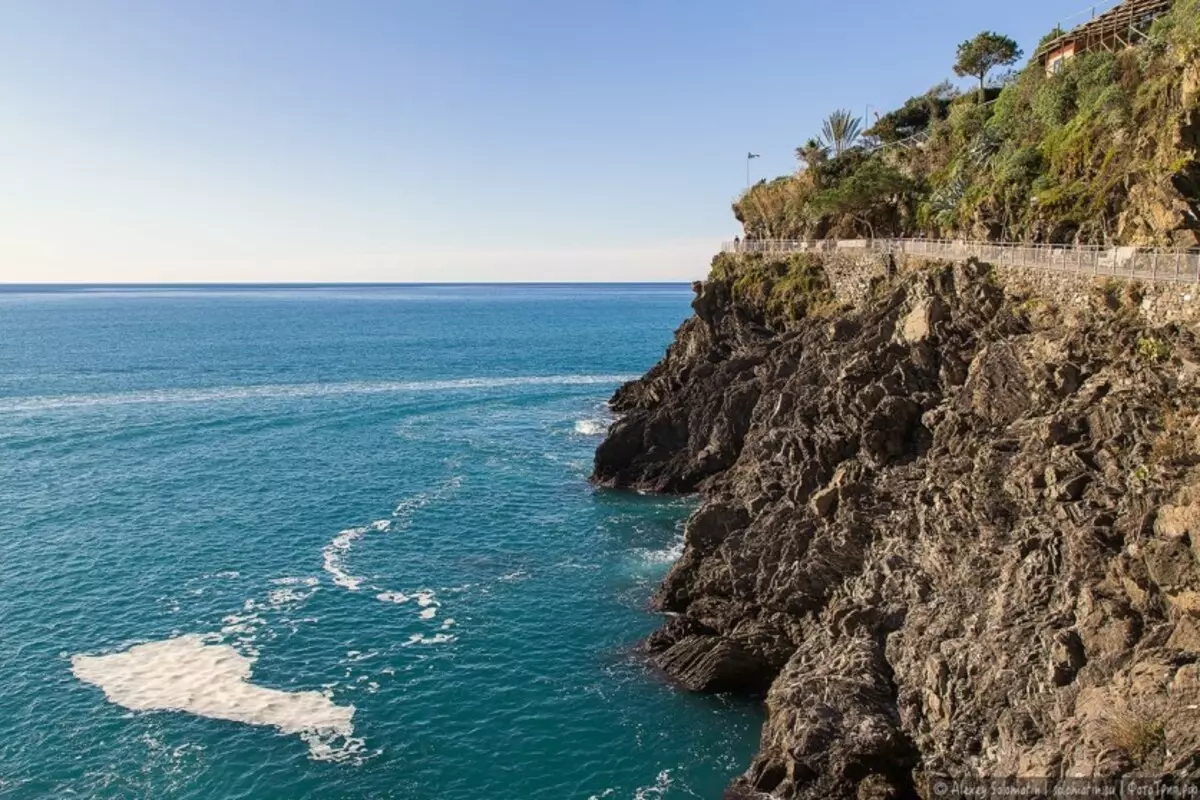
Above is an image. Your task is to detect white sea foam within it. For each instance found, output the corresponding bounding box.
[321,520,390,591]
[633,770,673,800]
[266,584,318,608]
[0,375,638,414]
[440,618,456,630]
[326,477,463,599]
[402,633,456,646]
[636,535,686,566]
[419,607,437,620]
[218,612,264,637]
[574,418,610,436]
[71,635,361,761]
[270,576,319,587]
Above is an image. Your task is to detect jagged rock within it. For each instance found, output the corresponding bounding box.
[899,296,945,344]
[650,635,770,694]
[593,257,1200,797]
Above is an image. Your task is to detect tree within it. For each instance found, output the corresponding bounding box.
[794,138,829,171]
[812,159,913,238]
[954,31,1023,101]
[865,82,958,144]
[819,110,863,157]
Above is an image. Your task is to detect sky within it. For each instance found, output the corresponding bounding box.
[0,0,1115,283]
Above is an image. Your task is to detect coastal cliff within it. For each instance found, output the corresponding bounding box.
[594,253,1200,797]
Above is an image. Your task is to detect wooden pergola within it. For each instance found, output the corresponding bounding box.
[1036,0,1174,62]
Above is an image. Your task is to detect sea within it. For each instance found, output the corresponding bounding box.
[0,284,762,800]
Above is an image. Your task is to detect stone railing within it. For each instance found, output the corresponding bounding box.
[721,238,1200,285]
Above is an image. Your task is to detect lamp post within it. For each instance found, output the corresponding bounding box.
[746,152,760,190]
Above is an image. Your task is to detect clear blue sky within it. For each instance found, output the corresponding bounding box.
[1,0,1107,282]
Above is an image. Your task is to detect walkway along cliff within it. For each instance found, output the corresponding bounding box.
[592,250,1200,797]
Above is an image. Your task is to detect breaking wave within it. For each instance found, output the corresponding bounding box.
[634,535,686,567]
[574,418,610,436]
[0,375,637,413]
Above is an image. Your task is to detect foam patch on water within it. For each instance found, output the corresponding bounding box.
[270,577,318,587]
[0,375,638,413]
[71,635,362,761]
[633,770,673,799]
[375,591,409,605]
[419,607,437,620]
[266,586,317,608]
[322,520,391,591]
[574,418,610,436]
[402,633,456,647]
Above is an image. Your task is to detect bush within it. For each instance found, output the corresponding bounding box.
[1102,705,1166,765]
[1136,336,1172,363]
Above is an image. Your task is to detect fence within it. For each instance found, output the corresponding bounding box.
[720,238,1200,285]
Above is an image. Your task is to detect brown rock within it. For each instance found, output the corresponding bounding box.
[592,257,1200,797]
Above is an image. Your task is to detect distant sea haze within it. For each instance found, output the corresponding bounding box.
[0,284,761,799]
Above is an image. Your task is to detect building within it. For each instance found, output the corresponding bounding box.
[1037,0,1174,75]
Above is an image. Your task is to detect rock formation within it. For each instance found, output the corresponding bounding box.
[594,254,1200,797]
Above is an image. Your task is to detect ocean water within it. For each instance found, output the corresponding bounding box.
[0,284,762,800]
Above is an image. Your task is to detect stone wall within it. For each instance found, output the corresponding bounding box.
[822,251,894,306]
[986,261,1200,327]
[822,252,1200,328]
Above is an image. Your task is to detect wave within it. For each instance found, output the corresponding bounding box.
[71,635,363,762]
[0,375,637,413]
[574,418,610,436]
[634,535,685,567]
[633,770,673,800]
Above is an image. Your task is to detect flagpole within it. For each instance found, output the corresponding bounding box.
[745,152,760,191]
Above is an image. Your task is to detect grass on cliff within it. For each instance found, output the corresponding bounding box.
[1102,703,1168,765]
[710,253,838,323]
[733,0,1200,245]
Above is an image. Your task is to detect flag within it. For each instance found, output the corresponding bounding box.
[747,152,760,159]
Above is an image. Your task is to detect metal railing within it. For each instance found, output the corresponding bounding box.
[720,238,1200,284]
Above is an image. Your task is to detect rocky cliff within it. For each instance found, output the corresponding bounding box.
[594,253,1200,798]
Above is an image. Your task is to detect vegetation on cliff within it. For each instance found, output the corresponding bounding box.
[735,0,1200,245]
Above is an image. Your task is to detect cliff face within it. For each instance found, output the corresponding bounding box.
[594,255,1200,798]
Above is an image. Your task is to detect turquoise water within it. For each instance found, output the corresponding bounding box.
[0,285,761,800]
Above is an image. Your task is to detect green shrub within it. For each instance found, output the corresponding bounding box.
[1136,336,1172,363]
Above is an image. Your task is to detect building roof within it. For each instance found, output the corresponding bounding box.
[1035,0,1173,59]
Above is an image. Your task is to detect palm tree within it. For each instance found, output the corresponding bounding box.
[820,110,863,157]
[794,138,829,171]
